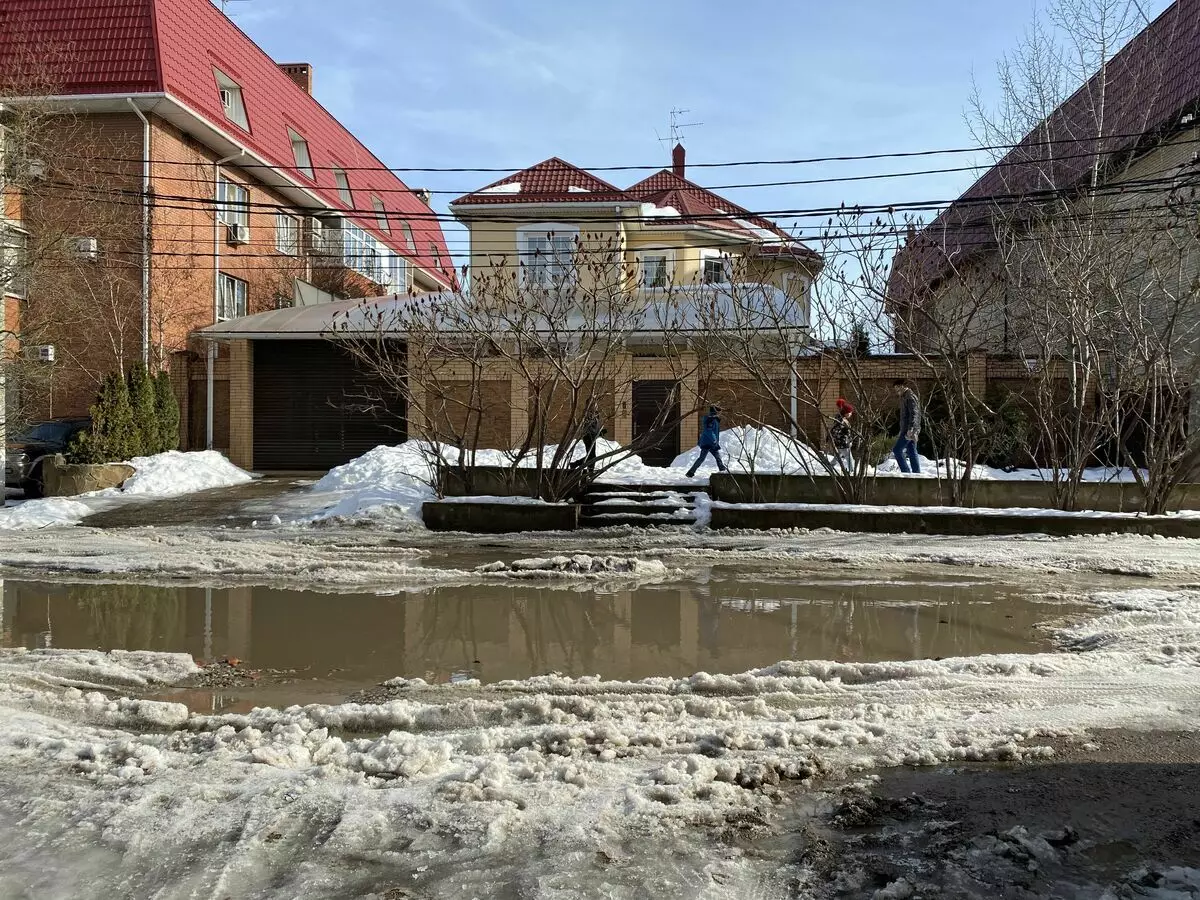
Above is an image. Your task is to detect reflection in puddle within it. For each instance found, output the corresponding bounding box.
[0,572,1087,699]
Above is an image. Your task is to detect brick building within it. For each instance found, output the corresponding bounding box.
[0,0,454,447]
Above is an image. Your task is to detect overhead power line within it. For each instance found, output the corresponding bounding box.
[48,123,1198,175]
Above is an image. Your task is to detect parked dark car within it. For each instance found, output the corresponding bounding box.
[5,418,91,498]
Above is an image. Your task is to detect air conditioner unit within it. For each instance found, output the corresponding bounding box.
[70,236,99,260]
[36,345,55,363]
[226,222,249,246]
[25,158,46,180]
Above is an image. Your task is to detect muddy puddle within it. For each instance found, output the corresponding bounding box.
[0,565,1100,713]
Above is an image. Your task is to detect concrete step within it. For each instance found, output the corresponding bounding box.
[580,511,697,529]
[581,502,695,517]
[589,482,699,494]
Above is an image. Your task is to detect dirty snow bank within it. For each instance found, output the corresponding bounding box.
[0,451,252,530]
[307,443,437,527]
[0,497,93,530]
[475,553,671,580]
[0,588,1199,896]
[119,450,252,496]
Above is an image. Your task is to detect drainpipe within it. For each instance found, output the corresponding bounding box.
[789,337,799,438]
[127,99,151,368]
[209,150,245,449]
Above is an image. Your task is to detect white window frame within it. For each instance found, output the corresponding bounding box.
[332,166,353,206]
[1,222,29,299]
[516,223,579,287]
[637,249,674,289]
[217,272,248,321]
[217,178,250,230]
[275,212,300,256]
[372,196,390,233]
[386,252,409,293]
[288,127,314,179]
[701,250,730,285]
[213,68,249,130]
[343,222,388,284]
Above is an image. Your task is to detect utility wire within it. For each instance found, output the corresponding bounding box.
[46,124,1200,175]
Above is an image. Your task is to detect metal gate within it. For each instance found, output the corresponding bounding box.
[632,380,680,468]
[253,340,406,471]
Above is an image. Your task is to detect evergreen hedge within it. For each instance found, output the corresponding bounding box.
[68,366,182,464]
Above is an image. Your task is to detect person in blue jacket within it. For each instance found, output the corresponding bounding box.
[892,379,922,474]
[686,405,728,478]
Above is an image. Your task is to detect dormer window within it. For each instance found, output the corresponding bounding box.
[332,166,352,205]
[372,196,390,233]
[430,242,443,272]
[214,69,249,130]
[288,128,314,179]
[400,221,414,250]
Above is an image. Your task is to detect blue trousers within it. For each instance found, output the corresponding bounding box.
[686,447,726,478]
[892,437,920,474]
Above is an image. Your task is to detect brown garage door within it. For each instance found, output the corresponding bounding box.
[253,340,406,471]
[632,380,680,467]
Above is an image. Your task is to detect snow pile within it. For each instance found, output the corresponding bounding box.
[308,443,439,526]
[674,425,825,476]
[0,497,92,530]
[119,450,252,496]
[1,588,1200,894]
[475,553,671,580]
[0,451,252,529]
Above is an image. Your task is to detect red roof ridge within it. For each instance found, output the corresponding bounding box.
[451,156,633,205]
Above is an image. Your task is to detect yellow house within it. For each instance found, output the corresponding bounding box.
[450,145,819,301]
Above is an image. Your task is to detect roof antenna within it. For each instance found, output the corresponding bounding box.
[656,107,703,154]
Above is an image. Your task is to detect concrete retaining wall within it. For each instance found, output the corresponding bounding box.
[709,504,1200,538]
[709,472,1200,513]
[439,466,555,499]
[422,500,580,533]
[43,455,134,497]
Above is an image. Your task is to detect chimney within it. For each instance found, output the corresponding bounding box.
[278,63,314,95]
[414,188,432,204]
[672,142,686,178]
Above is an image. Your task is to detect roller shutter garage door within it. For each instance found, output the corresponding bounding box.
[253,340,406,471]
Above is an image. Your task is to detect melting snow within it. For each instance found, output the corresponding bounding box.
[1,587,1199,895]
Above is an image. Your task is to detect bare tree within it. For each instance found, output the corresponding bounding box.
[330,234,705,502]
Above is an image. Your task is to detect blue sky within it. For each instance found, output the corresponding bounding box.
[226,0,1171,261]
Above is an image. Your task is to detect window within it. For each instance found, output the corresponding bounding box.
[213,69,249,130]
[288,127,314,179]
[372,197,390,233]
[217,273,248,321]
[217,178,249,230]
[1,225,28,298]
[702,253,728,285]
[386,252,408,293]
[639,251,672,288]
[430,242,443,272]
[519,226,577,286]
[400,221,414,250]
[343,222,386,283]
[333,166,353,206]
[275,213,300,255]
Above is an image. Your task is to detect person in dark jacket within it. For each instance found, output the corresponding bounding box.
[686,406,727,478]
[569,401,605,476]
[830,398,855,471]
[892,379,921,474]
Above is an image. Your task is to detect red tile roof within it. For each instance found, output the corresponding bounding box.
[0,0,160,94]
[452,158,818,258]
[892,0,1200,300]
[451,158,634,205]
[0,0,454,287]
[628,169,818,257]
